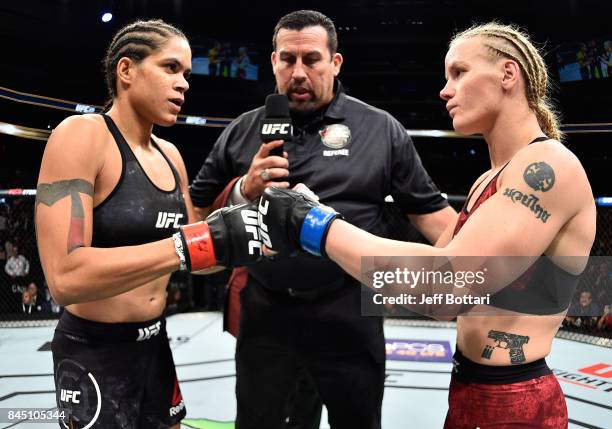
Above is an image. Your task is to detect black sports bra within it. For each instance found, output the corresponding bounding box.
[91,115,187,248]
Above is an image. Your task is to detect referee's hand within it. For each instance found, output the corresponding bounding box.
[242,140,289,201]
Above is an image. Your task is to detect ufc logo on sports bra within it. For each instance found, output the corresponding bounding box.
[241,209,263,256]
[136,321,161,342]
[156,212,184,229]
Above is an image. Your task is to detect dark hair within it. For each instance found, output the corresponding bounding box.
[102,19,186,110]
[272,10,338,56]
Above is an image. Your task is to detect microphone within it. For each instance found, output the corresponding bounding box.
[260,94,292,156]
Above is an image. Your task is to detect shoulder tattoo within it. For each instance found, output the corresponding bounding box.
[36,179,94,253]
[523,162,555,192]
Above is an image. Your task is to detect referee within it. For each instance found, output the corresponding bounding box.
[190,10,455,429]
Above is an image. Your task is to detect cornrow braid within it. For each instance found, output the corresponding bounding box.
[102,19,186,111]
[451,22,562,141]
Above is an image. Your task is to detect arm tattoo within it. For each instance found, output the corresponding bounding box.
[524,162,555,192]
[36,179,94,253]
[502,188,551,223]
[481,330,530,364]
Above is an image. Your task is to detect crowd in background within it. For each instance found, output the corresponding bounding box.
[0,195,194,318]
[576,39,612,80]
[0,197,59,316]
[206,40,252,79]
[564,258,612,333]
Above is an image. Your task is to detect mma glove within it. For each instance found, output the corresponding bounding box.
[257,187,343,257]
[173,203,262,271]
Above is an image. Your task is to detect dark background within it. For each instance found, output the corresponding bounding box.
[0,0,611,196]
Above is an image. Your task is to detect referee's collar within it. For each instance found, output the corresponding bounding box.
[322,79,346,121]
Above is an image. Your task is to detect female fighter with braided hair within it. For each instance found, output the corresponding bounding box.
[36,19,258,428]
[259,22,596,428]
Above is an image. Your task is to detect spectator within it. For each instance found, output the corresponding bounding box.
[219,42,233,78]
[0,206,7,242]
[565,291,601,329]
[594,260,612,306]
[41,282,62,314]
[27,282,40,307]
[234,46,250,79]
[5,244,30,313]
[21,289,38,314]
[577,43,590,80]
[587,40,603,79]
[208,41,221,77]
[596,304,612,331]
[0,246,13,313]
[600,40,612,78]
[5,244,29,280]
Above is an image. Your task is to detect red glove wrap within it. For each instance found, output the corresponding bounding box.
[180,221,217,271]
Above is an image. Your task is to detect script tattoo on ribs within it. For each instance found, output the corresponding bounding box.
[36,179,94,253]
[481,330,530,365]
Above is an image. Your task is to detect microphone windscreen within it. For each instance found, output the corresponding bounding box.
[265,94,290,118]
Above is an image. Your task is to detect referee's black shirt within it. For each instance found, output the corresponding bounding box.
[190,82,448,291]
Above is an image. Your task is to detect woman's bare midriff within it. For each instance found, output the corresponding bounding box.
[67,274,171,322]
[456,309,565,365]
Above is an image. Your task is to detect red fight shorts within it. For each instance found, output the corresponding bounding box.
[443,373,567,429]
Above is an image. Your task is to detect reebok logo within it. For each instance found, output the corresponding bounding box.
[136,321,162,342]
[169,378,185,416]
[169,399,185,416]
[155,212,184,229]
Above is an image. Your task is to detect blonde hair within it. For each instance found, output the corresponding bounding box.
[451,22,562,141]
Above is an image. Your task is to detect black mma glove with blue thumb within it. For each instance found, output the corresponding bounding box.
[257,187,342,257]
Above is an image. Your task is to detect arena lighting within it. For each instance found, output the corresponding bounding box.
[0,123,17,135]
[596,197,612,206]
[0,121,50,141]
[101,12,113,23]
[407,129,482,138]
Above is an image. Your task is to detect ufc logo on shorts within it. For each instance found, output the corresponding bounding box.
[257,199,272,248]
[60,389,81,404]
[241,209,263,255]
[136,321,161,341]
[261,123,291,135]
[155,212,184,229]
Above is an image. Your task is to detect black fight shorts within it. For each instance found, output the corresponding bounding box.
[51,311,186,428]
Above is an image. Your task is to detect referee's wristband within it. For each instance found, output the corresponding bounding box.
[299,206,342,257]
